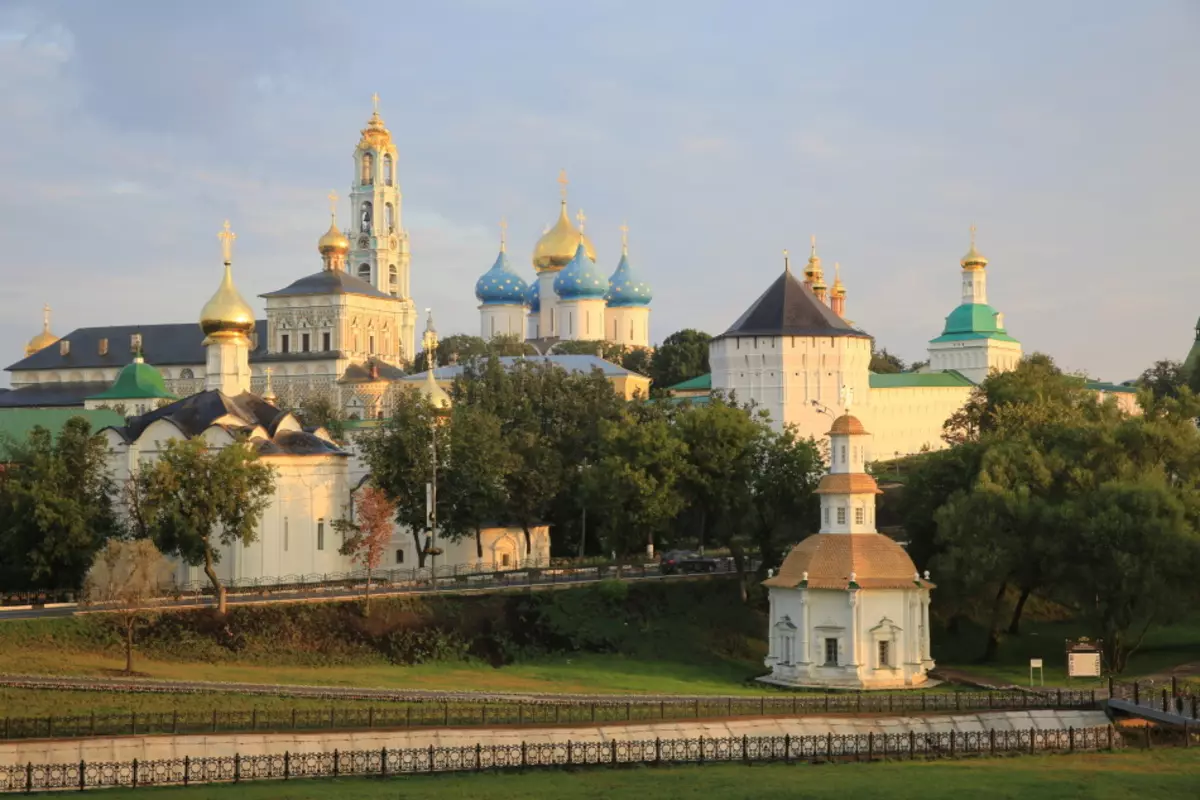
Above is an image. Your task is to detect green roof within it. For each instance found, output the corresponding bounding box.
[1085,380,1137,395]
[666,373,712,392]
[87,358,175,401]
[869,370,976,389]
[930,303,1019,344]
[647,394,713,407]
[0,409,124,458]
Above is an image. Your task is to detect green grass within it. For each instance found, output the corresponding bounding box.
[46,750,1200,800]
[933,612,1200,688]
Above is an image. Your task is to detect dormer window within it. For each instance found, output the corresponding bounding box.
[130,333,142,353]
[98,338,109,356]
[59,340,70,356]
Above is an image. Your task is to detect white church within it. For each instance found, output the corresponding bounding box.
[762,405,934,690]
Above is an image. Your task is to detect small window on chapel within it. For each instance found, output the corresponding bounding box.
[281,334,290,354]
[837,507,846,525]
[855,507,865,525]
[322,332,331,351]
[878,640,891,668]
[396,549,404,564]
[302,333,310,353]
[824,638,838,666]
[317,520,325,551]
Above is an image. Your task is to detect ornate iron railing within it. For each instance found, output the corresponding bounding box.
[1109,679,1199,721]
[0,725,1117,793]
[0,689,1100,742]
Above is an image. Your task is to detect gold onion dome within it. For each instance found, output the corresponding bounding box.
[533,171,595,272]
[24,304,58,356]
[358,94,396,152]
[318,218,349,255]
[961,226,988,269]
[200,222,256,337]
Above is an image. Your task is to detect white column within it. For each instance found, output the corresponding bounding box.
[921,595,931,661]
[799,591,811,664]
[847,590,860,668]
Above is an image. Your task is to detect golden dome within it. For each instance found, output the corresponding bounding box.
[24,304,58,356]
[961,225,988,270]
[533,202,596,272]
[318,219,350,255]
[200,262,256,337]
[421,367,452,411]
[829,413,868,436]
[358,110,396,153]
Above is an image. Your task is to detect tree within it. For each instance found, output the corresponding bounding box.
[488,333,537,357]
[747,426,825,578]
[1137,360,1185,402]
[408,334,491,373]
[869,347,906,374]
[440,405,515,559]
[132,437,275,614]
[295,395,347,442]
[620,347,653,376]
[336,486,395,613]
[82,539,171,673]
[359,387,441,567]
[587,405,686,557]
[650,329,711,389]
[0,417,119,591]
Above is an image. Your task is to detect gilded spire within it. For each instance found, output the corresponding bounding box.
[200,220,256,337]
[961,223,988,270]
[832,262,845,294]
[372,92,380,113]
[42,303,51,333]
[558,169,569,204]
[499,217,508,253]
[783,248,791,274]
[262,366,278,404]
[620,222,629,256]
[318,191,350,265]
[24,302,58,356]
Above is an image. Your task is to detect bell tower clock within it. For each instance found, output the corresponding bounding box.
[348,94,415,359]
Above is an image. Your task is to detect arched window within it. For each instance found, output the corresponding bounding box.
[179,368,194,380]
[360,153,373,185]
[360,201,372,232]
[389,264,398,296]
[357,263,371,282]
[383,154,393,186]
[385,203,394,233]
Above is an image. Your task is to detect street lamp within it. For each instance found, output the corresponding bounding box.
[422,309,446,586]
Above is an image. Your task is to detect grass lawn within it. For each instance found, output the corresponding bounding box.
[0,650,770,701]
[48,750,1200,800]
[933,612,1200,688]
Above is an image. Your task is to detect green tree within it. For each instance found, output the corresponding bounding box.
[650,329,711,388]
[869,347,906,374]
[295,395,347,441]
[359,387,442,567]
[588,405,686,557]
[1137,359,1185,402]
[408,334,491,373]
[0,417,118,591]
[747,426,825,578]
[132,437,275,614]
[620,347,653,376]
[440,405,515,559]
[82,539,171,673]
[488,333,538,357]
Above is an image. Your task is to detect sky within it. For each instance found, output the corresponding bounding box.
[1,0,1197,384]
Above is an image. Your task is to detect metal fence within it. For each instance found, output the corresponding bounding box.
[0,725,1118,793]
[0,689,1099,742]
[2,557,750,609]
[1109,679,1199,721]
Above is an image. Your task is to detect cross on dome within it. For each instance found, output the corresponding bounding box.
[327,191,338,216]
[620,221,629,255]
[371,92,380,113]
[557,169,568,201]
[499,217,508,252]
[576,208,587,233]
[218,220,236,264]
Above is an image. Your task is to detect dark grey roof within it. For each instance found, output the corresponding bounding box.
[717,270,869,339]
[340,358,407,383]
[107,389,346,457]
[5,322,269,372]
[260,269,396,300]
[0,382,110,408]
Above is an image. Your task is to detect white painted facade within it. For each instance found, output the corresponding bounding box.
[479,304,526,340]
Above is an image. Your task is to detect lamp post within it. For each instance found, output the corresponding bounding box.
[422,309,444,587]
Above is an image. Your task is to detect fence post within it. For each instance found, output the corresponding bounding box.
[1030,727,1035,755]
[131,711,136,736]
[826,732,833,761]
[1056,689,1062,708]
[1183,722,1189,749]
[233,754,240,784]
[743,734,749,764]
[659,701,664,720]
[867,732,874,762]
[655,737,661,765]
[784,733,790,765]
[284,750,290,780]
[1107,725,1114,751]
[212,710,217,733]
[1134,682,1140,705]
[955,693,960,712]
[699,735,705,764]
[172,710,178,734]
[183,755,189,787]
[476,742,482,771]
[909,730,915,759]
[25,762,31,794]
[292,709,297,729]
[384,746,391,777]
[333,749,340,777]
[949,730,955,758]
[252,709,257,731]
[78,759,85,792]
[522,741,527,768]
[1162,689,1169,714]
[761,696,766,716]
[627,702,632,721]
[1144,726,1151,750]
[989,728,996,756]
[695,699,700,718]
[826,694,830,713]
[330,707,335,729]
[1069,727,1075,753]
[369,708,374,729]
[792,696,797,715]
[1090,689,1096,709]
[857,693,862,714]
[132,758,139,788]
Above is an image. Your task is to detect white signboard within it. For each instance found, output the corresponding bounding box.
[1030,658,1043,669]
[1068,652,1101,678]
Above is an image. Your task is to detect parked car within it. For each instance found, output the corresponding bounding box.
[659,550,720,575]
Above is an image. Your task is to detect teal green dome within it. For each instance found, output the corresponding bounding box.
[554,242,609,301]
[88,356,176,402]
[605,252,652,307]
[930,303,1019,344]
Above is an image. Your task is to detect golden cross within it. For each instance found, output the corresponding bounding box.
[264,366,273,390]
[371,92,380,113]
[218,220,236,263]
[810,234,817,255]
[328,191,338,217]
[576,208,586,233]
[42,303,51,330]
[620,221,629,254]
[499,217,508,251]
[557,169,568,201]
[783,248,790,272]
[970,223,977,247]
[835,261,842,280]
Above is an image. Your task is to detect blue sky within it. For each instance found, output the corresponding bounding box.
[1,0,1197,383]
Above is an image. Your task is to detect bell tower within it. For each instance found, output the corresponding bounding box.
[348,94,416,359]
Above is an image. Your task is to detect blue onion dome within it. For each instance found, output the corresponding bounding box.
[553,241,609,300]
[526,280,541,312]
[474,248,530,305]
[605,250,653,307]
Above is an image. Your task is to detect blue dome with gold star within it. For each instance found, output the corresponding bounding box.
[554,242,609,301]
[474,249,530,305]
[605,252,653,307]
[526,280,540,312]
